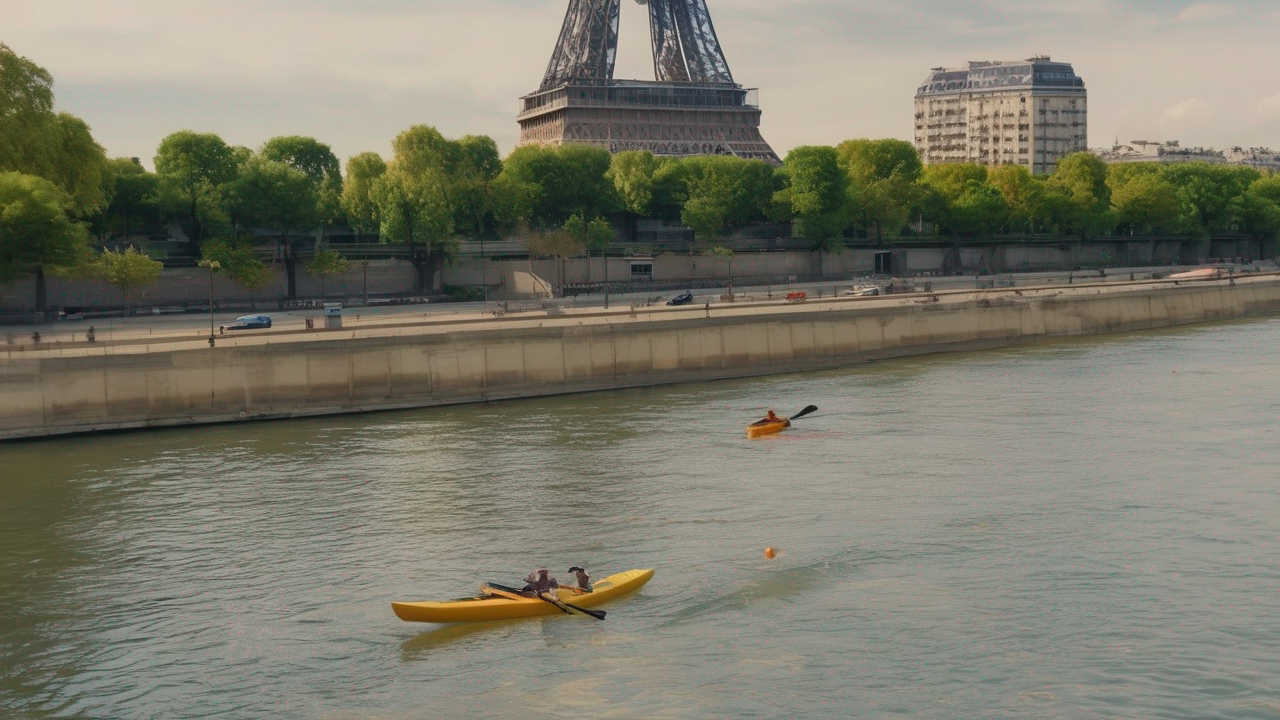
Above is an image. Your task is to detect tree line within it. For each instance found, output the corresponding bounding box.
[4,42,1279,311]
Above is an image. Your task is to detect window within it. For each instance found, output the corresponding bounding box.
[630,263,653,278]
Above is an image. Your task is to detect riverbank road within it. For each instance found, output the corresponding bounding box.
[2,263,1269,347]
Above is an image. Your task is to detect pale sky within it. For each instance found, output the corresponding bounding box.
[3,0,1278,168]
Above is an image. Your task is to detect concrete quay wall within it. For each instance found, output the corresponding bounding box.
[3,276,1279,440]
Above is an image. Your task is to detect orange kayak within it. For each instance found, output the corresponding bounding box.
[747,419,791,438]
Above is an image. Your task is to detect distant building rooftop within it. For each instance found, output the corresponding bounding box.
[916,56,1085,97]
[1094,140,1280,169]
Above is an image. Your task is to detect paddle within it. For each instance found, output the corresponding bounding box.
[482,583,606,621]
[789,405,819,421]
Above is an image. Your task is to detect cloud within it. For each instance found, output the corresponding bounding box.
[1161,98,1215,125]
[1257,93,1280,120]
[1170,4,1235,23]
[2,0,1278,161]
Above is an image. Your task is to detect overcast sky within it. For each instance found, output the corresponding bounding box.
[3,0,1277,168]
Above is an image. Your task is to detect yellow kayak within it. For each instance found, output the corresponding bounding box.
[747,419,790,438]
[392,568,655,623]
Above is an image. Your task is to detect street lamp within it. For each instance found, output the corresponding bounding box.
[198,259,221,347]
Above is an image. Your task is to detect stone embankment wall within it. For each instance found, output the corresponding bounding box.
[2,275,1278,440]
[3,236,1273,313]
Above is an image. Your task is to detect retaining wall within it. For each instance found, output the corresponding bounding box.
[2,276,1278,440]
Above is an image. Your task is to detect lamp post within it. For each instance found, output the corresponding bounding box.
[361,260,369,307]
[198,259,221,346]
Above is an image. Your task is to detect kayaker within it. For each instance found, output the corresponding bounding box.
[567,566,592,592]
[750,409,781,428]
[521,568,559,593]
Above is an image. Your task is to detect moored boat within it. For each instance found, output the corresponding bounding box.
[392,568,655,623]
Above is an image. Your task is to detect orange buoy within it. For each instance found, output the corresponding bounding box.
[765,547,776,559]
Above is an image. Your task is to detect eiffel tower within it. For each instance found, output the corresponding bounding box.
[518,0,779,163]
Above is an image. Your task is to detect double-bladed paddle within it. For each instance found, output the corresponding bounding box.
[482,583,606,620]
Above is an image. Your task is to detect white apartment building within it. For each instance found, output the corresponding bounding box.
[914,57,1087,175]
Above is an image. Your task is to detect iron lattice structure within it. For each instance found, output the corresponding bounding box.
[522,0,777,162]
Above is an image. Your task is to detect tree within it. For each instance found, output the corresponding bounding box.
[341,152,387,241]
[100,157,160,243]
[1109,169,1180,235]
[776,146,849,249]
[0,43,54,177]
[494,143,617,228]
[1158,162,1260,236]
[224,157,318,299]
[988,165,1044,233]
[201,237,274,307]
[663,156,775,242]
[154,131,237,245]
[307,247,351,299]
[453,135,503,239]
[607,150,663,239]
[92,245,163,307]
[705,245,735,295]
[1049,153,1112,239]
[0,171,92,310]
[372,164,454,294]
[262,135,344,240]
[1233,176,1280,238]
[837,139,923,238]
[1,45,111,218]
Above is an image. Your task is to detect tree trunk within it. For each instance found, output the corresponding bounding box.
[35,265,47,312]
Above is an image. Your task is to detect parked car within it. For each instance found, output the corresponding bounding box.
[845,285,880,296]
[666,291,694,306]
[222,314,273,331]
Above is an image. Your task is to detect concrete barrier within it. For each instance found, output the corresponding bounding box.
[3,275,1279,440]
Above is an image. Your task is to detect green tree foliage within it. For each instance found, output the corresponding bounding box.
[987,165,1044,233]
[1048,153,1112,238]
[775,146,849,249]
[0,43,55,173]
[0,171,92,309]
[1107,166,1181,234]
[1,45,111,218]
[261,135,344,236]
[950,181,1010,236]
[224,157,319,299]
[201,237,274,300]
[1233,176,1280,237]
[1157,163,1260,236]
[452,135,503,238]
[650,156,775,242]
[495,143,617,228]
[341,152,387,239]
[306,247,350,298]
[705,245,735,292]
[100,157,160,241]
[92,245,163,304]
[837,139,923,238]
[607,151,663,217]
[154,131,237,244]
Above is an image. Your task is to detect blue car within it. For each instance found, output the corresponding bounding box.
[223,314,273,330]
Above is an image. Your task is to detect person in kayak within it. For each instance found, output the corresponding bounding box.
[521,568,559,594]
[751,409,781,427]
[567,566,592,593]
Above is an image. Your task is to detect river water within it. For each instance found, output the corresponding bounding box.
[2,319,1278,719]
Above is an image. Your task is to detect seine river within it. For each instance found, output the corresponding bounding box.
[3,319,1278,719]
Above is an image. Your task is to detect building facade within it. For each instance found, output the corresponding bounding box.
[914,57,1087,175]
[1095,140,1280,171]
